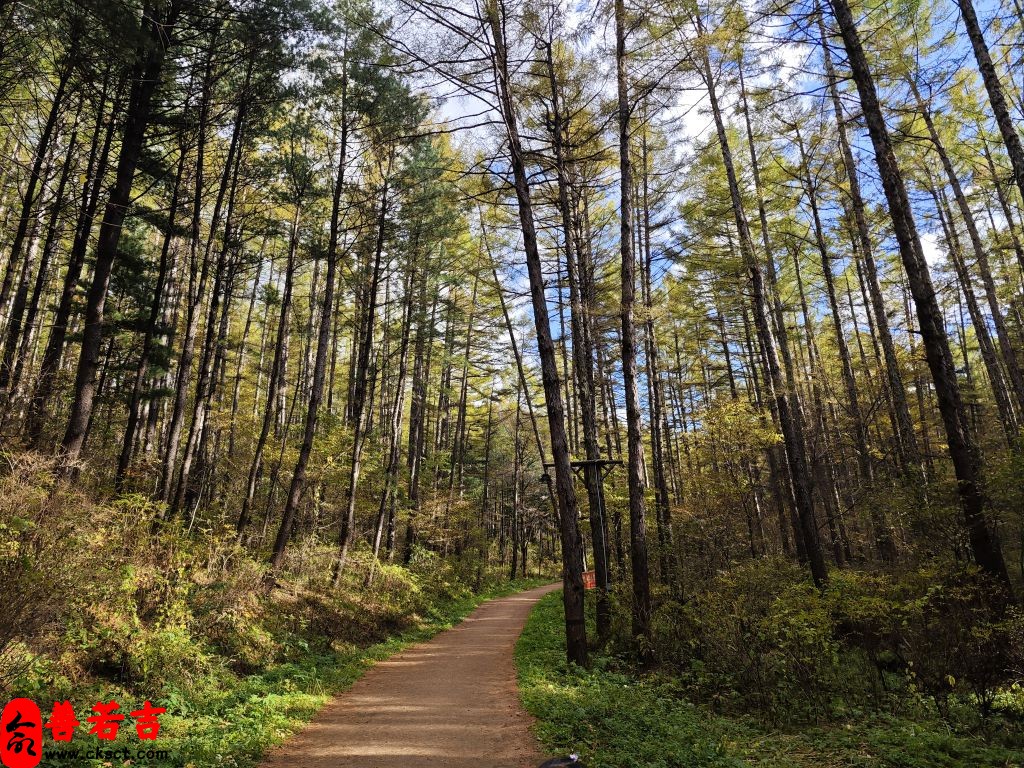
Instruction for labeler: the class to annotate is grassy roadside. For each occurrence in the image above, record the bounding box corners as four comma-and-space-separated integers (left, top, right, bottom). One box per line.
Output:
3, 457, 557, 768
515, 591, 1024, 768
33, 576, 548, 768
160, 575, 550, 768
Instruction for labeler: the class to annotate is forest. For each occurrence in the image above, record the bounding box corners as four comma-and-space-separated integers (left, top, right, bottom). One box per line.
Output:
1, 0, 1024, 764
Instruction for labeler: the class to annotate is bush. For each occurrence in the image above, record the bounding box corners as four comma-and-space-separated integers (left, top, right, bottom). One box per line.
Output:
650, 559, 1024, 727
0, 454, 94, 692
521, 590, 1024, 767
669, 559, 843, 722
518, 592, 742, 768
826, 566, 1024, 718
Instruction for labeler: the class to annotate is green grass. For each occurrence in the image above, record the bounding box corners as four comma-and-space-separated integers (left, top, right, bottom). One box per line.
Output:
515, 591, 1024, 768
36, 577, 548, 768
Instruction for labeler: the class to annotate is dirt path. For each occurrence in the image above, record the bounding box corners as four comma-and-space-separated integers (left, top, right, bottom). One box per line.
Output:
260, 582, 560, 768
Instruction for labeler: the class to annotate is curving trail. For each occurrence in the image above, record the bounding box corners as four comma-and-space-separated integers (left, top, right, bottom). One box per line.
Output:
260, 582, 560, 768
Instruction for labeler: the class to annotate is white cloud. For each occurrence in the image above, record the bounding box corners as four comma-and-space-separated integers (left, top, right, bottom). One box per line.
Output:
920, 231, 944, 268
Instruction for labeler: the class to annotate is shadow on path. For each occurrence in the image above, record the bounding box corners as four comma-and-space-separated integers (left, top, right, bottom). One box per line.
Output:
260, 582, 560, 768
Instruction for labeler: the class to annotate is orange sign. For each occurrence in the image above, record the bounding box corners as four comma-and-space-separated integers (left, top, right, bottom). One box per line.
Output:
582, 570, 596, 590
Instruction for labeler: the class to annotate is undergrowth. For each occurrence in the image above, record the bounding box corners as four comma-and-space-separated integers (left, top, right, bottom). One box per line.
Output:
516, 591, 1024, 768
0, 453, 551, 767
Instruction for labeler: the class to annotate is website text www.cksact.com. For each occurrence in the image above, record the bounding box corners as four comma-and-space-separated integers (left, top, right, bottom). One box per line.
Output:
42, 746, 171, 763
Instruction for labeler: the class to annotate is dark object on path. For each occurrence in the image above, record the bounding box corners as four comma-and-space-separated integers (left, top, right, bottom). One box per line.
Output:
538, 756, 582, 768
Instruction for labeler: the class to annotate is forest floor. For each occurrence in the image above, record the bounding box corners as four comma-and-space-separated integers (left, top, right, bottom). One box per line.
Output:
517, 591, 1024, 768
259, 582, 560, 768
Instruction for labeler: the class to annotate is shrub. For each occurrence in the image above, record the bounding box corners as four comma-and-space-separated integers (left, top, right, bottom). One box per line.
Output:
899, 569, 1021, 718
0, 453, 93, 692
825, 566, 1024, 723
670, 559, 843, 722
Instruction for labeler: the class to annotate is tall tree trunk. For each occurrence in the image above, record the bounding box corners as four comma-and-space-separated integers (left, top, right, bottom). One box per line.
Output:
0, 42, 75, 329
816, 8, 919, 475
448, 273, 477, 501
640, 130, 678, 590
334, 160, 392, 581
909, 80, 1024, 422
827, 0, 1010, 588
61, 0, 184, 466
698, 15, 828, 586
403, 264, 436, 563
227, 247, 263, 460
158, 53, 223, 500
367, 260, 414, 585
166, 65, 249, 508
616, 0, 654, 652
115, 147, 186, 487
25, 74, 118, 446
486, 0, 587, 666
928, 181, 1018, 444
170, 119, 247, 516
271, 87, 348, 567
542, 36, 613, 640
980, 136, 1024, 280
794, 128, 893, 559
238, 207, 298, 534
956, 0, 1024, 212
5, 125, 80, 418
483, 225, 558, 521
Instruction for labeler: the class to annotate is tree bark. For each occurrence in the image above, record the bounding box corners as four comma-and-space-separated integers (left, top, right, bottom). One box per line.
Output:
238, 206, 299, 534
956, 0, 1024, 213
25, 74, 118, 446
486, 0, 587, 665
909, 79, 1024, 422
827, 0, 1010, 588
334, 158, 392, 581
616, 0, 654, 653
61, 0, 185, 466
698, 15, 828, 586
816, 8, 920, 475
271, 84, 348, 567
542, 36, 613, 639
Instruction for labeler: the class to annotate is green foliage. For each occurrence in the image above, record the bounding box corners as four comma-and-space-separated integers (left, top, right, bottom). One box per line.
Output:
1, 453, 549, 767
518, 591, 1024, 768
672, 560, 843, 721
648, 559, 1024, 728
517, 593, 743, 768
827, 566, 1024, 721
